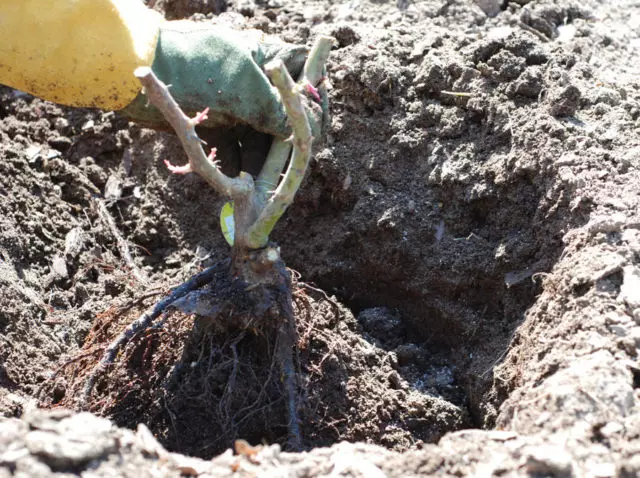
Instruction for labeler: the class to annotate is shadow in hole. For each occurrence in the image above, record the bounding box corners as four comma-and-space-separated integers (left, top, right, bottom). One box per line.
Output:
0, 364, 17, 391
271, 99, 595, 430
195, 125, 272, 179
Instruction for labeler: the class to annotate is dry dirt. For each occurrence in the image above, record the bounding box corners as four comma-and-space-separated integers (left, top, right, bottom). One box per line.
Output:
1, 0, 640, 476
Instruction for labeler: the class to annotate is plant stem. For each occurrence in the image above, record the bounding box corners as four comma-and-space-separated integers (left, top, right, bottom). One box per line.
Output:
134, 67, 253, 198
255, 139, 292, 202
245, 60, 312, 249
136, 35, 332, 251
256, 36, 333, 202
303, 36, 334, 85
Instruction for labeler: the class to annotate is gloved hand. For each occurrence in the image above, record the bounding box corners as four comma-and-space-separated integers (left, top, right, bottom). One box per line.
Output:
120, 23, 316, 138
0, 0, 326, 140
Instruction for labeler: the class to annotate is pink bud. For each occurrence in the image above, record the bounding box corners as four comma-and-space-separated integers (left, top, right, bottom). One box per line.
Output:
305, 83, 321, 103
193, 107, 210, 124
164, 159, 192, 174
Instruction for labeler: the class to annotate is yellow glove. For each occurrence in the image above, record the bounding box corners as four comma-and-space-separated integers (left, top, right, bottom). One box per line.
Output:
0, 0, 161, 110
0, 0, 323, 138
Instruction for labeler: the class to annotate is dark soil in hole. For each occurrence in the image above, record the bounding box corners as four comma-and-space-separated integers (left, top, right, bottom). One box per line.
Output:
2, 0, 640, 475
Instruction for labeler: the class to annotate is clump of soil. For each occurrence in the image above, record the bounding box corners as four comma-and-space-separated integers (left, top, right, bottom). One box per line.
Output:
39, 267, 468, 457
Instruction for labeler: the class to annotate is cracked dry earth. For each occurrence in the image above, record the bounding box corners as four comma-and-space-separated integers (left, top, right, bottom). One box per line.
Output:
2, 0, 640, 476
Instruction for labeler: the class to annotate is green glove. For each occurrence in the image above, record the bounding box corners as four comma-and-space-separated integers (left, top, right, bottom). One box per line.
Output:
120, 23, 312, 139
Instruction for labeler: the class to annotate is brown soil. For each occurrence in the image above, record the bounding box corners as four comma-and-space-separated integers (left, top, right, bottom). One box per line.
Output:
2, 0, 640, 475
